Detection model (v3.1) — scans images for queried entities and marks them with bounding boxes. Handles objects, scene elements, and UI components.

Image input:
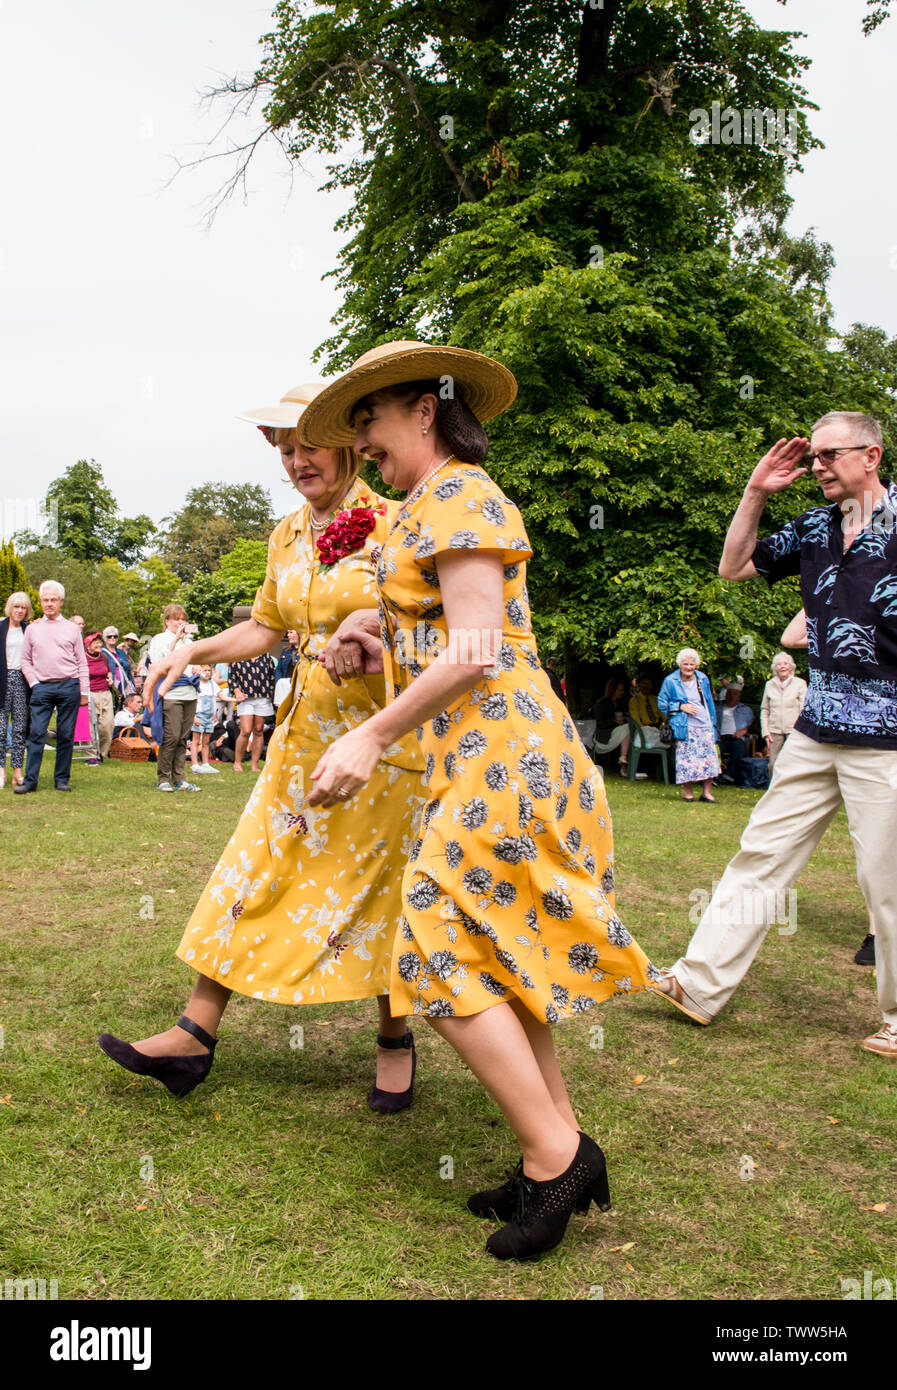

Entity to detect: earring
[422,427,429,435]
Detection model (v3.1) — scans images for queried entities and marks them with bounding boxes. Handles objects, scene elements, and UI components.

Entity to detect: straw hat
[298,340,518,447]
[237,382,329,431]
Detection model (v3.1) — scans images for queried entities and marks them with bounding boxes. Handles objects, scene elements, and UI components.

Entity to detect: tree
[201,1,897,706]
[178,537,270,637]
[22,460,156,565]
[157,483,275,581]
[0,541,39,615]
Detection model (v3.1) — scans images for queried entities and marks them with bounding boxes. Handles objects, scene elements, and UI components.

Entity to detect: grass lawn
[0,757,894,1302]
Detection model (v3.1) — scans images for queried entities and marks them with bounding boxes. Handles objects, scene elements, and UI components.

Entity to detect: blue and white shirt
[752,480,897,747]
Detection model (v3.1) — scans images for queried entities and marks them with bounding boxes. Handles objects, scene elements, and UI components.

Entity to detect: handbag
[659,720,674,746]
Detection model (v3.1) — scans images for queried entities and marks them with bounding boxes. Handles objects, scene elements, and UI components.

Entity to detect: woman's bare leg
[234,715,253,771]
[374,994,414,1091]
[430,1002,580,1181]
[131,974,232,1057]
[508,997,580,1132]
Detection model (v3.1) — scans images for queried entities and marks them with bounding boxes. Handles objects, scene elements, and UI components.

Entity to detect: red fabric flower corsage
[316,506,382,567]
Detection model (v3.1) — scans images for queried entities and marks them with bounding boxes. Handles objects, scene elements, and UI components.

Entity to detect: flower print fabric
[176,478,425,1003]
[379,463,658,1022]
[752,480,897,746]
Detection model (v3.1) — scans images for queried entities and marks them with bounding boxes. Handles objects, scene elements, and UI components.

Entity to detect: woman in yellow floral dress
[98,383,425,1111]
[301,342,660,1260]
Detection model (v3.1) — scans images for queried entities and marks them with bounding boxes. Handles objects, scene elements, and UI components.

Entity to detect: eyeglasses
[807,445,870,466]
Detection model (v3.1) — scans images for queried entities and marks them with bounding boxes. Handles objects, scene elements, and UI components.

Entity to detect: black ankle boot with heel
[98,1015,217,1097]
[484,1133,611,1261]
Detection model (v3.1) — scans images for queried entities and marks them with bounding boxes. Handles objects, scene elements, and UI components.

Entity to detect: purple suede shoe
[98,1015,217,1097]
[368,1030,416,1114]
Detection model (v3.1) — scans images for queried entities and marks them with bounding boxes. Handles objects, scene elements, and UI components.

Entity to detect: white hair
[39,579,65,600]
[772,651,795,671]
[675,647,701,667]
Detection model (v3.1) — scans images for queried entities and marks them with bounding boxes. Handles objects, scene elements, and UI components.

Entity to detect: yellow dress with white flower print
[382,463,658,1022]
[175,477,425,1004]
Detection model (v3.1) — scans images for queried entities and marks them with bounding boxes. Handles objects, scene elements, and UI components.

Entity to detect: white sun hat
[237,382,329,431]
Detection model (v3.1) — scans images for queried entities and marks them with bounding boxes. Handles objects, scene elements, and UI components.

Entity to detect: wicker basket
[108,727,153,762]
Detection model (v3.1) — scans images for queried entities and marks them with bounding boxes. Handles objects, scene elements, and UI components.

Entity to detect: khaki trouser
[158,699,197,786]
[92,690,115,759]
[674,731,897,1025]
[766,732,787,770]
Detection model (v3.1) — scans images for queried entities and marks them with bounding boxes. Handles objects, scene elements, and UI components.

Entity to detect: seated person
[592,677,631,775]
[714,678,754,784]
[114,692,145,729]
[628,674,662,746]
[211,717,239,764]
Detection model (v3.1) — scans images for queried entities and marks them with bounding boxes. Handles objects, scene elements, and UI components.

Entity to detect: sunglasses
[806,445,870,466]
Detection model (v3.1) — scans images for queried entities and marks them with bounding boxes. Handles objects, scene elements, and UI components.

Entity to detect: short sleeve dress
[175,477,425,1004]
[379,463,659,1021]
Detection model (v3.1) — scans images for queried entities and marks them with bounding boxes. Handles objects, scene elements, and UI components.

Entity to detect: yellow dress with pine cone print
[380,463,659,1021]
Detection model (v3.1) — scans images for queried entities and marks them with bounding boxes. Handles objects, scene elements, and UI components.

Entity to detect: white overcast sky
[0,0,894,539]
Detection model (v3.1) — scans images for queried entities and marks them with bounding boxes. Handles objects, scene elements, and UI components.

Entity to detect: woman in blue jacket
[658,648,720,803]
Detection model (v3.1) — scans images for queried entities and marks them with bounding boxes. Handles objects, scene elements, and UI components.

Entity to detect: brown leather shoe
[656,971,712,1025]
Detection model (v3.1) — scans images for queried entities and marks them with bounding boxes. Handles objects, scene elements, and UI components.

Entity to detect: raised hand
[746,437,810,496]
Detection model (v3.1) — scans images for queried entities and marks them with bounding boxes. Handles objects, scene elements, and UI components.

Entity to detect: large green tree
[205,0,897,705]
[178,537,270,637]
[157,483,275,581]
[26,460,156,565]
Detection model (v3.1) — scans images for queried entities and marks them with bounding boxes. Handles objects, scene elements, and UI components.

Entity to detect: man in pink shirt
[16,580,89,793]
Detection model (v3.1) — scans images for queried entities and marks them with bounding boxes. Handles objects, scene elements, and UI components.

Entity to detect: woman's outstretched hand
[143,651,189,711]
[307,724,387,806]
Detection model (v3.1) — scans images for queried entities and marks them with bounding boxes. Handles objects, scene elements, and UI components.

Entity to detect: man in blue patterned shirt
[658,413,897,1059]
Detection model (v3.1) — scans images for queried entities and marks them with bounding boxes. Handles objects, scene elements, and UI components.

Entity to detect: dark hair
[352,379,490,463]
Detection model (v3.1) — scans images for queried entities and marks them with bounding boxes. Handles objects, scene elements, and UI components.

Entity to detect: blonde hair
[5,591,33,619]
[162,603,187,625]
[272,428,361,490]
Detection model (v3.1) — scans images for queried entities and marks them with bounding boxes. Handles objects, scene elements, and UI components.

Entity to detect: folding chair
[71,695,101,763]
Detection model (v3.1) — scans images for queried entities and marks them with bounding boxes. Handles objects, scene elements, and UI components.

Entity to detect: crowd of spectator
[1,584,282,794]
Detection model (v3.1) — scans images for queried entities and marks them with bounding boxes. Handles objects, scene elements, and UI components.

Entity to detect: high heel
[368,1030,416,1114]
[468,1142,593,1222]
[485,1133,611,1261]
[98,1015,217,1097]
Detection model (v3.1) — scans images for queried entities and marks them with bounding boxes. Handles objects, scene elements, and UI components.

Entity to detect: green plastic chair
[627,717,671,784]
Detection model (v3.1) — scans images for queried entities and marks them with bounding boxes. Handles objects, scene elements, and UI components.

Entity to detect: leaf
[0,1095,11,1105]
[608,1242,635,1253]
[632,1074,647,1085]
[135,1203,148,1212]
[666,1057,681,1066]
[625,1261,636,1272]
[860,1202,889,1213]
[826,1116,840,1125]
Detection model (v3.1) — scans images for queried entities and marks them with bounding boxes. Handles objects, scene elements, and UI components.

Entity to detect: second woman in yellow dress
[98,383,425,1112]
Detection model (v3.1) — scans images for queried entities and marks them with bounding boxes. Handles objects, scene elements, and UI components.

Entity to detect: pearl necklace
[405,454,456,509]
[309,484,354,531]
